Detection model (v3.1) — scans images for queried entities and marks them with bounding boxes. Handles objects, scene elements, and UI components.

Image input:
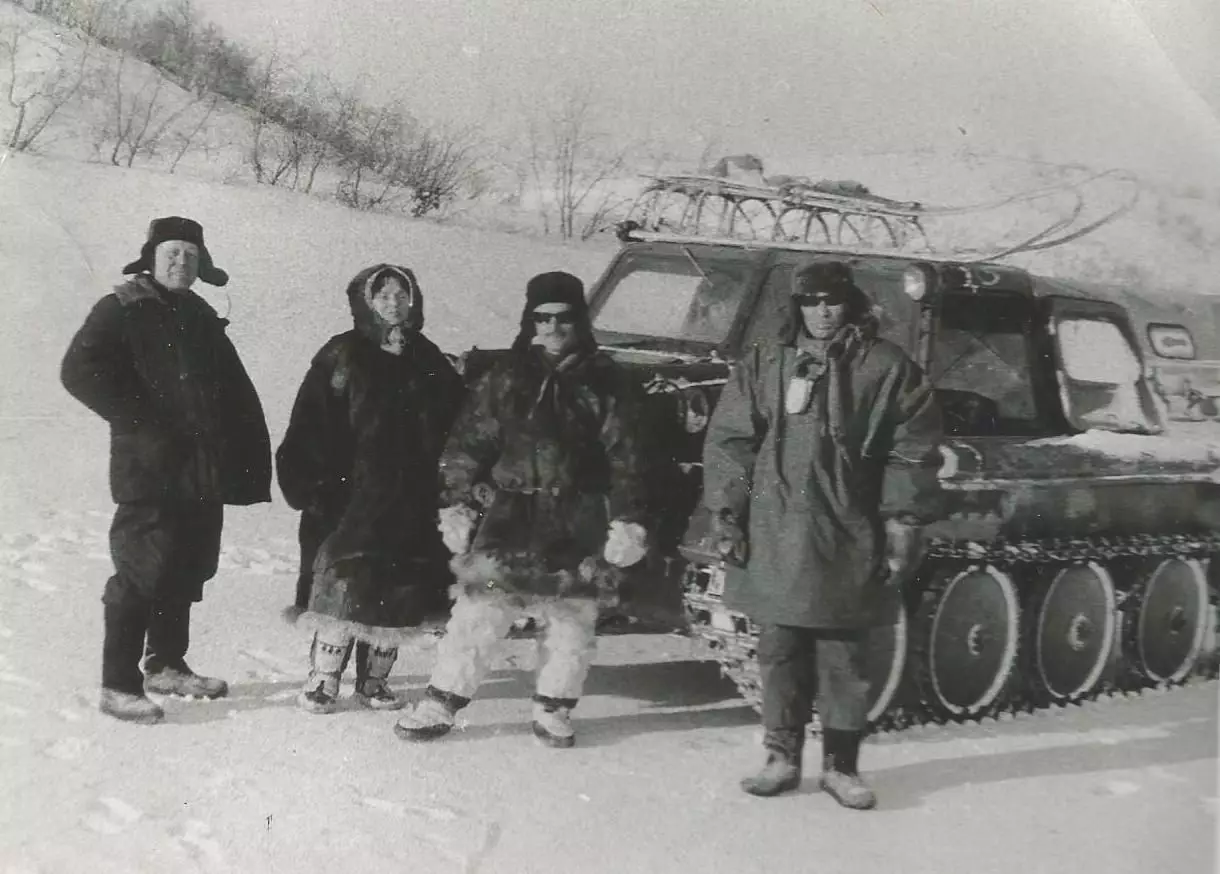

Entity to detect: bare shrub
[527,86,628,239]
[0,16,93,151]
[93,51,211,167]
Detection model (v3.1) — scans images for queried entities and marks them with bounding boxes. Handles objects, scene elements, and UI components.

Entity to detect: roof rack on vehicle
[624,173,932,252]
[617,169,1141,263]
[619,228,979,264]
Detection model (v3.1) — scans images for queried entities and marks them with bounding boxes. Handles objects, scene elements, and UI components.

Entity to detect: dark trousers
[757,624,871,742]
[101,501,223,694]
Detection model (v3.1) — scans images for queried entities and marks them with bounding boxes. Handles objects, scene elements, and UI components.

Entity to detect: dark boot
[144,600,228,699]
[740,729,803,797]
[819,729,876,810]
[101,600,163,723]
[354,643,405,710]
[102,600,149,696]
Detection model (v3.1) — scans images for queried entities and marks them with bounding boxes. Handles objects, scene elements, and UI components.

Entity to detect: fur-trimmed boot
[298,633,352,715]
[353,643,405,711]
[393,686,469,741]
[531,695,576,749]
[819,729,876,810]
[740,729,803,797]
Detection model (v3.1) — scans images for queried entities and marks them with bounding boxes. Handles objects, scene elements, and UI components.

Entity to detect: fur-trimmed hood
[345,263,424,346]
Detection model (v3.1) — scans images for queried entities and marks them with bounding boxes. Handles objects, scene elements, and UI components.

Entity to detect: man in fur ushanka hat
[276,264,465,714]
[394,271,654,749]
[61,217,271,725]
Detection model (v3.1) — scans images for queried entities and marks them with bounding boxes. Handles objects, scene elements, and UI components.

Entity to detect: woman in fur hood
[275,263,465,714]
[394,271,652,748]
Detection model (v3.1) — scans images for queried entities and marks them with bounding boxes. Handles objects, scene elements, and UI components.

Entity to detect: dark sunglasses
[531,311,577,325]
[794,291,847,307]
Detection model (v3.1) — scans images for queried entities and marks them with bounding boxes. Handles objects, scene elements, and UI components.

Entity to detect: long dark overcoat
[702,329,943,629]
[275,299,465,639]
[61,275,271,506]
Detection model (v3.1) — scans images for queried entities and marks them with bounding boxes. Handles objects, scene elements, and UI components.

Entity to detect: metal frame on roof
[621,229,982,264]
[618,170,1141,264]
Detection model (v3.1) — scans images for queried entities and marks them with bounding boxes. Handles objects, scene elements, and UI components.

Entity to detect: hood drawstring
[773,324,864,507]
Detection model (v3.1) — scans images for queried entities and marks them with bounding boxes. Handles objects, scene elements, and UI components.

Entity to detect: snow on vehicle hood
[1026,429,1220,465]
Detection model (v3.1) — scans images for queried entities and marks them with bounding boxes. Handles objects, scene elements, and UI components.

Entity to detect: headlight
[902,263,936,301]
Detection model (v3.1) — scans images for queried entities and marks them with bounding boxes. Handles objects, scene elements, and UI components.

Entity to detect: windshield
[592,250,753,345]
[1056,316,1159,432]
[925,292,1044,435]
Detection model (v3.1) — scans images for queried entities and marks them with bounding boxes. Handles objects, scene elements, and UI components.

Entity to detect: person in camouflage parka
[394,271,652,748]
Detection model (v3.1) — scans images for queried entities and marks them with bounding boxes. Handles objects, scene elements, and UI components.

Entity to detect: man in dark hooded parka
[702,260,943,809]
[275,264,465,714]
[61,217,272,724]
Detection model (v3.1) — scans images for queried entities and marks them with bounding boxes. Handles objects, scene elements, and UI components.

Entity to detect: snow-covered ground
[1,154,1217,874]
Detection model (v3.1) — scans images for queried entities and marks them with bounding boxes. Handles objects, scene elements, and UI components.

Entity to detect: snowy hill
[0,147,1217,874]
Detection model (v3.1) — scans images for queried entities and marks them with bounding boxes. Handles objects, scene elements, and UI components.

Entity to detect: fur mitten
[883,518,923,588]
[602,520,648,568]
[438,505,479,555]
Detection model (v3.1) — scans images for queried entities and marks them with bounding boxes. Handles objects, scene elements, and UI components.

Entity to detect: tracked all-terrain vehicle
[566,172,1220,732]
[452,171,1220,730]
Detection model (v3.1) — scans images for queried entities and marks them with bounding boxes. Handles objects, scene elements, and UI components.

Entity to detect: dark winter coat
[61,275,272,506]
[275,266,465,638]
[441,345,651,601]
[702,325,943,629]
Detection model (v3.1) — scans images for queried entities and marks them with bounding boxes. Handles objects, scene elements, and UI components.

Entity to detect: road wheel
[914,563,1020,720]
[1125,558,1208,685]
[1024,562,1117,704]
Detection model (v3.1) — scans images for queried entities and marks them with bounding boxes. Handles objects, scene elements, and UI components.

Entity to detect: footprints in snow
[360,795,503,872]
[81,796,230,870]
[217,545,296,576]
[0,512,300,598]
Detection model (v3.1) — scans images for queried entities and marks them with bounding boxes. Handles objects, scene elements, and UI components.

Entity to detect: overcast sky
[191,0,1220,185]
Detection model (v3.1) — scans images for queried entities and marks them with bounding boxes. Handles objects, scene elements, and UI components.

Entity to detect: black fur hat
[779,260,873,344]
[512,271,595,353]
[121,216,229,287]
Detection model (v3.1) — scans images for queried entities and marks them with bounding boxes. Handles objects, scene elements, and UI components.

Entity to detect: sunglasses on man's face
[531,311,577,325]
[795,292,847,308]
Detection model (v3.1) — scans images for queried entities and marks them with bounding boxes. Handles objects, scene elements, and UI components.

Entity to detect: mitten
[603,520,648,568]
[713,510,748,565]
[884,518,924,587]
[438,505,479,555]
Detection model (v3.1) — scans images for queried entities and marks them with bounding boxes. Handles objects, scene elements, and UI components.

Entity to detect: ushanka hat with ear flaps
[121,216,229,287]
[779,260,874,344]
[512,270,595,352]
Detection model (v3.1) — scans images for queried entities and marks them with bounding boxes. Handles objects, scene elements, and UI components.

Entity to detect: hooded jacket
[702,292,943,629]
[61,274,271,506]
[275,264,466,638]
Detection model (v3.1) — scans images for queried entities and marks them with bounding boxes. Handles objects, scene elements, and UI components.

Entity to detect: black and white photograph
[1,1,1217,871]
